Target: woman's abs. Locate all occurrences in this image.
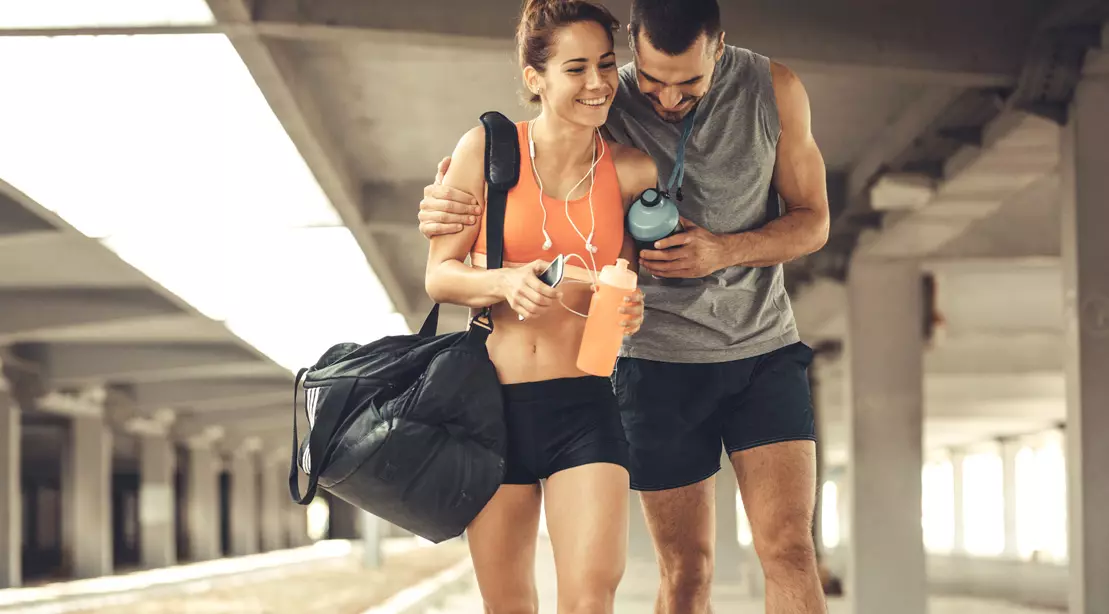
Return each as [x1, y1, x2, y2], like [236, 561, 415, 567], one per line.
[483, 282, 594, 385]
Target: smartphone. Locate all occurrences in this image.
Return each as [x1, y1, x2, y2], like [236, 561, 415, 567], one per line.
[538, 254, 566, 287]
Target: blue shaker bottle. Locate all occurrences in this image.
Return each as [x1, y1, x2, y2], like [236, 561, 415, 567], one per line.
[627, 187, 682, 251]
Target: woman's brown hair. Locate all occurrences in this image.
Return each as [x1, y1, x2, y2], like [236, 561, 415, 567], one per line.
[516, 0, 621, 104]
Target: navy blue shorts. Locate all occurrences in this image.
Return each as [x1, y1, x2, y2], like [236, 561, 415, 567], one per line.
[611, 342, 816, 491]
[500, 376, 630, 485]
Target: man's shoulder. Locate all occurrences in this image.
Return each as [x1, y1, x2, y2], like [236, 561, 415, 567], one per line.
[615, 63, 638, 103]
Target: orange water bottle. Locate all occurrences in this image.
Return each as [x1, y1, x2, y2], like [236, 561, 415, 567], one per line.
[577, 258, 639, 376]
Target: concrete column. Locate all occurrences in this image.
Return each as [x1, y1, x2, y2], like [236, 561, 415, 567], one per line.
[0, 389, 21, 589]
[1000, 439, 1020, 558]
[185, 444, 221, 561]
[230, 446, 260, 556]
[63, 415, 113, 579]
[950, 450, 966, 554]
[716, 456, 742, 581]
[260, 457, 286, 551]
[139, 434, 176, 568]
[361, 511, 382, 568]
[1061, 45, 1109, 614]
[846, 258, 925, 614]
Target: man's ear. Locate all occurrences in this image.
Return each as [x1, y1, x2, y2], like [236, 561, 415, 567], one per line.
[714, 31, 726, 61]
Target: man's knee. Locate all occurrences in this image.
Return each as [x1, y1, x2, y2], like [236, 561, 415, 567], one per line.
[757, 528, 818, 578]
[658, 545, 714, 596]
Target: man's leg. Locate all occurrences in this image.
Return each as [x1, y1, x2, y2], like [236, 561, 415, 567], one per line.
[612, 357, 730, 614]
[732, 441, 825, 613]
[640, 478, 717, 614]
[722, 341, 825, 613]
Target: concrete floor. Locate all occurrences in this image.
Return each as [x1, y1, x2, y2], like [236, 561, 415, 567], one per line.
[429, 538, 1059, 613]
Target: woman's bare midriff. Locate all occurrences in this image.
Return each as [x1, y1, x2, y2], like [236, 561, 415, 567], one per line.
[477, 263, 598, 385]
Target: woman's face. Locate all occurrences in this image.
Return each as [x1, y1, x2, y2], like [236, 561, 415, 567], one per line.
[528, 21, 619, 128]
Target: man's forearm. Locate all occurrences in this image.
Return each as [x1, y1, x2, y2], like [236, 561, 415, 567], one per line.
[722, 208, 828, 268]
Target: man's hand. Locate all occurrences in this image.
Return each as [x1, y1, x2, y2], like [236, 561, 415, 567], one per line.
[638, 217, 734, 279]
[418, 156, 483, 239]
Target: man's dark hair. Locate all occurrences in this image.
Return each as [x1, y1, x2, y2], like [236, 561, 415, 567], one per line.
[629, 0, 721, 56]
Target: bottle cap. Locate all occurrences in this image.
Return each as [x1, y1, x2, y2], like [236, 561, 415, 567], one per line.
[599, 258, 638, 290]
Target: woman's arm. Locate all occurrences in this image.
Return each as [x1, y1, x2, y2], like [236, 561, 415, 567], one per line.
[425, 126, 560, 319]
[611, 143, 657, 335]
[612, 143, 659, 273]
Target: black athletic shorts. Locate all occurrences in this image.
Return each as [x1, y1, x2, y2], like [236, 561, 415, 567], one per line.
[611, 341, 816, 491]
[501, 376, 630, 485]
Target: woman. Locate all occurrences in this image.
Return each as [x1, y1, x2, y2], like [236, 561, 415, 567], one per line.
[424, 1, 658, 611]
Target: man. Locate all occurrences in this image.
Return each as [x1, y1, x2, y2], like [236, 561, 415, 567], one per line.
[419, 1, 830, 612]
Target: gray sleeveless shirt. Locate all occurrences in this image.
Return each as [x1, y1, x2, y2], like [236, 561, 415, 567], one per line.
[605, 46, 799, 363]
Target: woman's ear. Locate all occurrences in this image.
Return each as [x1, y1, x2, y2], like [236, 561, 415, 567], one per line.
[523, 66, 542, 95]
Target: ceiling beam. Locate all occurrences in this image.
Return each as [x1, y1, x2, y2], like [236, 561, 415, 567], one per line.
[133, 379, 290, 409]
[0, 289, 185, 343]
[858, 111, 1059, 259]
[175, 406, 287, 431]
[203, 0, 414, 321]
[251, 0, 1039, 85]
[44, 343, 281, 386]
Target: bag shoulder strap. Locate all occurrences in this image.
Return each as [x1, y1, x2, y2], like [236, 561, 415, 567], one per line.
[420, 111, 520, 338]
[480, 110, 519, 273]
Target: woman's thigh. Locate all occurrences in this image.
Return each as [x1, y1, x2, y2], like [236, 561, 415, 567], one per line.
[467, 483, 544, 610]
[543, 463, 630, 604]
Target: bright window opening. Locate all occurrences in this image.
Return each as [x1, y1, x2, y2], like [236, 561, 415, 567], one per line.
[962, 451, 1005, 556]
[922, 460, 954, 553]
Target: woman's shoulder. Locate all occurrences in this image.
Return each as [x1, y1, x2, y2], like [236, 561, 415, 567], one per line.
[453, 124, 488, 160]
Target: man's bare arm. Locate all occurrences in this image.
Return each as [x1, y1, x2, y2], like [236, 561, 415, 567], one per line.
[723, 61, 829, 268]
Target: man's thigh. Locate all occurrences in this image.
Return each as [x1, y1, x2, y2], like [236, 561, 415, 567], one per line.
[730, 440, 817, 553]
[638, 476, 716, 566]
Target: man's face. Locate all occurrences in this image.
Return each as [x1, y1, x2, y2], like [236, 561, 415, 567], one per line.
[631, 29, 724, 123]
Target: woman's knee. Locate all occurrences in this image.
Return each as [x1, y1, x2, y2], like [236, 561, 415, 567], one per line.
[560, 560, 624, 613]
[482, 595, 539, 614]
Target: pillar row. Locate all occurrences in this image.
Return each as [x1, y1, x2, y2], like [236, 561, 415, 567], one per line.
[63, 414, 113, 579]
[139, 432, 176, 568]
[230, 445, 260, 557]
[186, 442, 221, 561]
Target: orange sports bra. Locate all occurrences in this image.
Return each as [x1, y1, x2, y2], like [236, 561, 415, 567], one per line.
[472, 122, 624, 278]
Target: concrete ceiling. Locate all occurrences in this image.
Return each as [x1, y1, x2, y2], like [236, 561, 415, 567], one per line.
[0, 179, 293, 461]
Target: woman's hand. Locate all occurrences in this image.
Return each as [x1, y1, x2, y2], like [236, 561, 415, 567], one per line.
[620, 289, 645, 335]
[499, 260, 561, 320]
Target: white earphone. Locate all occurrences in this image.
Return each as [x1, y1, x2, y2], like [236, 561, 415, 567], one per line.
[526, 119, 606, 260]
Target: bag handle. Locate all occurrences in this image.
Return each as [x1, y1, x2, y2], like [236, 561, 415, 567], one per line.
[421, 111, 519, 339]
[289, 370, 357, 504]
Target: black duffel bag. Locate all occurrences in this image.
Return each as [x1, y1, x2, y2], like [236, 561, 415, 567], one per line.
[287, 111, 518, 543]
